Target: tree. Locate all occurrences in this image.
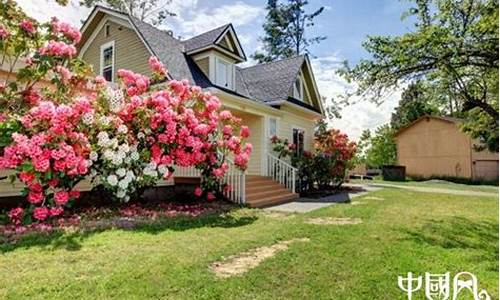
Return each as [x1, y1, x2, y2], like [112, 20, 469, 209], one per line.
[339, 0, 498, 150]
[391, 82, 439, 129]
[252, 0, 326, 63]
[363, 125, 397, 168]
[80, 0, 176, 24]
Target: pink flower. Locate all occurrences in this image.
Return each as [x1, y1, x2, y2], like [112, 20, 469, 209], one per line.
[33, 207, 49, 221]
[49, 207, 64, 217]
[69, 190, 81, 199]
[50, 17, 81, 44]
[55, 66, 72, 84]
[207, 192, 216, 201]
[39, 41, 77, 57]
[0, 26, 10, 39]
[234, 153, 249, 169]
[148, 56, 166, 76]
[8, 207, 24, 225]
[219, 110, 233, 120]
[54, 190, 69, 206]
[194, 187, 203, 197]
[240, 126, 250, 138]
[19, 171, 35, 183]
[19, 19, 35, 34]
[194, 124, 211, 135]
[212, 168, 225, 178]
[28, 192, 44, 204]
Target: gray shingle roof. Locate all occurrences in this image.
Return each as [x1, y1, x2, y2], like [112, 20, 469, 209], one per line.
[237, 55, 305, 103]
[181, 24, 230, 53]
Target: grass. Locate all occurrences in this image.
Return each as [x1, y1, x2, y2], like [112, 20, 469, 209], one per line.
[0, 187, 498, 299]
[351, 178, 499, 193]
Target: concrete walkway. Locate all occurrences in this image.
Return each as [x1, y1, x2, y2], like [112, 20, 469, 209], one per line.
[363, 183, 498, 197]
[265, 185, 381, 213]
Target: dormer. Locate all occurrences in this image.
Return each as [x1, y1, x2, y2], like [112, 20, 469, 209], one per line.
[182, 24, 246, 90]
[289, 59, 318, 107]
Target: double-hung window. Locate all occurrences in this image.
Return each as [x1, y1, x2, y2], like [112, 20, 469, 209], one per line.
[215, 57, 233, 89]
[100, 41, 115, 82]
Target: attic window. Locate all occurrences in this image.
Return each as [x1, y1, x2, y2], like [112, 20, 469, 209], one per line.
[100, 41, 114, 82]
[105, 24, 110, 37]
[215, 57, 233, 89]
[293, 77, 303, 100]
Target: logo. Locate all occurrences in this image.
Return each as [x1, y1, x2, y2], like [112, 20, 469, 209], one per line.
[398, 272, 491, 300]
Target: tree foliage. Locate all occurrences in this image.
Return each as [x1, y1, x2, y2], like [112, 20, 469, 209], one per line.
[357, 125, 397, 169]
[339, 0, 498, 150]
[80, 0, 176, 24]
[252, 0, 326, 63]
[391, 81, 439, 129]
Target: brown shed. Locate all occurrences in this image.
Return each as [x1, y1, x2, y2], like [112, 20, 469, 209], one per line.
[395, 115, 499, 180]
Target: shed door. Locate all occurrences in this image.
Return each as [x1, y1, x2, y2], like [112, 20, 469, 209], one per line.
[473, 160, 499, 180]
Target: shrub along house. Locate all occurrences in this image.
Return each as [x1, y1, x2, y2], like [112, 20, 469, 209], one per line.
[75, 6, 325, 207]
[395, 115, 499, 181]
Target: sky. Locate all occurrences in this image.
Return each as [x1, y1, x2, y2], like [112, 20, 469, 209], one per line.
[16, 0, 415, 140]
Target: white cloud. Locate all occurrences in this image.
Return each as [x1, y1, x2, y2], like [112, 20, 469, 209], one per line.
[16, 0, 91, 26]
[311, 54, 400, 141]
[168, 1, 265, 37]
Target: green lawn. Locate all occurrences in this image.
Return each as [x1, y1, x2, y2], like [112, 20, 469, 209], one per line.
[0, 188, 498, 299]
[351, 178, 499, 193]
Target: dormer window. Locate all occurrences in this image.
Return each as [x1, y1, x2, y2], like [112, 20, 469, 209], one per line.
[293, 76, 303, 101]
[215, 57, 233, 89]
[100, 41, 115, 82]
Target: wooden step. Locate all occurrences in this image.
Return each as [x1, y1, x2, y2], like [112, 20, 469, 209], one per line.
[246, 188, 292, 201]
[246, 193, 299, 208]
[246, 182, 285, 193]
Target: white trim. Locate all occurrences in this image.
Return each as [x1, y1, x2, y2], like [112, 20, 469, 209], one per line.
[302, 56, 324, 114]
[283, 101, 323, 118]
[214, 26, 245, 59]
[215, 56, 235, 90]
[291, 125, 306, 152]
[207, 87, 282, 117]
[79, 7, 155, 59]
[186, 45, 245, 62]
[100, 40, 115, 82]
[79, 14, 132, 57]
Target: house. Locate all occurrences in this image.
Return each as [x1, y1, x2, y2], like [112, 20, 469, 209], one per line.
[77, 6, 325, 207]
[395, 115, 499, 181]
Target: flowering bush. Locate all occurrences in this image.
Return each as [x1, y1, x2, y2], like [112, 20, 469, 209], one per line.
[270, 120, 356, 192]
[0, 1, 250, 226]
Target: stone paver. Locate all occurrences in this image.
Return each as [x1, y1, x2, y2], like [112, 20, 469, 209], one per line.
[265, 184, 380, 213]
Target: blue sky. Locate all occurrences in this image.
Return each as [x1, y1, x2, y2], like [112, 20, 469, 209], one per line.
[17, 0, 415, 139]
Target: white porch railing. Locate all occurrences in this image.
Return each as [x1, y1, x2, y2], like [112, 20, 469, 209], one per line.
[173, 162, 246, 204]
[219, 160, 246, 204]
[266, 154, 297, 193]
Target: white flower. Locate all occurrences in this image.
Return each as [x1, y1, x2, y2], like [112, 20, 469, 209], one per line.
[89, 151, 98, 161]
[109, 138, 119, 149]
[105, 87, 124, 113]
[126, 170, 135, 179]
[97, 131, 108, 141]
[112, 155, 123, 166]
[118, 143, 130, 153]
[116, 189, 126, 198]
[118, 179, 129, 190]
[124, 195, 130, 202]
[137, 132, 145, 139]
[158, 165, 169, 176]
[117, 125, 128, 134]
[99, 116, 111, 126]
[130, 151, 140, 161]
[82, 112, 94, 125]
[116, 168, 126, 177]
[104, 150, 114, 160]
[107, 174, 118, 186]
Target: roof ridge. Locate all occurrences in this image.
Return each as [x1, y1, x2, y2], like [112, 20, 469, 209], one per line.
[181, 23, 231, 42]
[241, 54, 305, 70]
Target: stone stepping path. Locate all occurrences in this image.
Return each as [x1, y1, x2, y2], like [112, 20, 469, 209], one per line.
[210, 238, 310, 278]
[305, 217, 363, 225]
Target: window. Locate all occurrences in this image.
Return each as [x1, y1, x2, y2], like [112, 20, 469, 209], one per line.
[100, 41, 114, 82]
[269, 118, 277, 137]
[215, 58, 233, 89]
[105, 24, 110, 37]
[292, 128, 305, 156]
[293, 77, 303, 100]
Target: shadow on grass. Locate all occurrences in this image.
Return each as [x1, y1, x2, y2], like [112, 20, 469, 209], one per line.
[0, 210, 258, 253]
[402, 216, 499, 269]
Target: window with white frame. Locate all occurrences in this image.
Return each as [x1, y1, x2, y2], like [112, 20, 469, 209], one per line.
[293, 76, 303, 101]
[269, 118, 277, 137]
[100, 41, 114, 82]
[215, 57, 233, 89]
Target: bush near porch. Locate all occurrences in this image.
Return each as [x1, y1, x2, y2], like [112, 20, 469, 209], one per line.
[0, 1, 250, 227]
[270, 120, 356, 195]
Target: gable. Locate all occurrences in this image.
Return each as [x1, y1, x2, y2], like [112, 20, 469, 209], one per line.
[79, 17, 151, 81]
[214, 26, 245, 59]
[287, 59, 322, 112]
